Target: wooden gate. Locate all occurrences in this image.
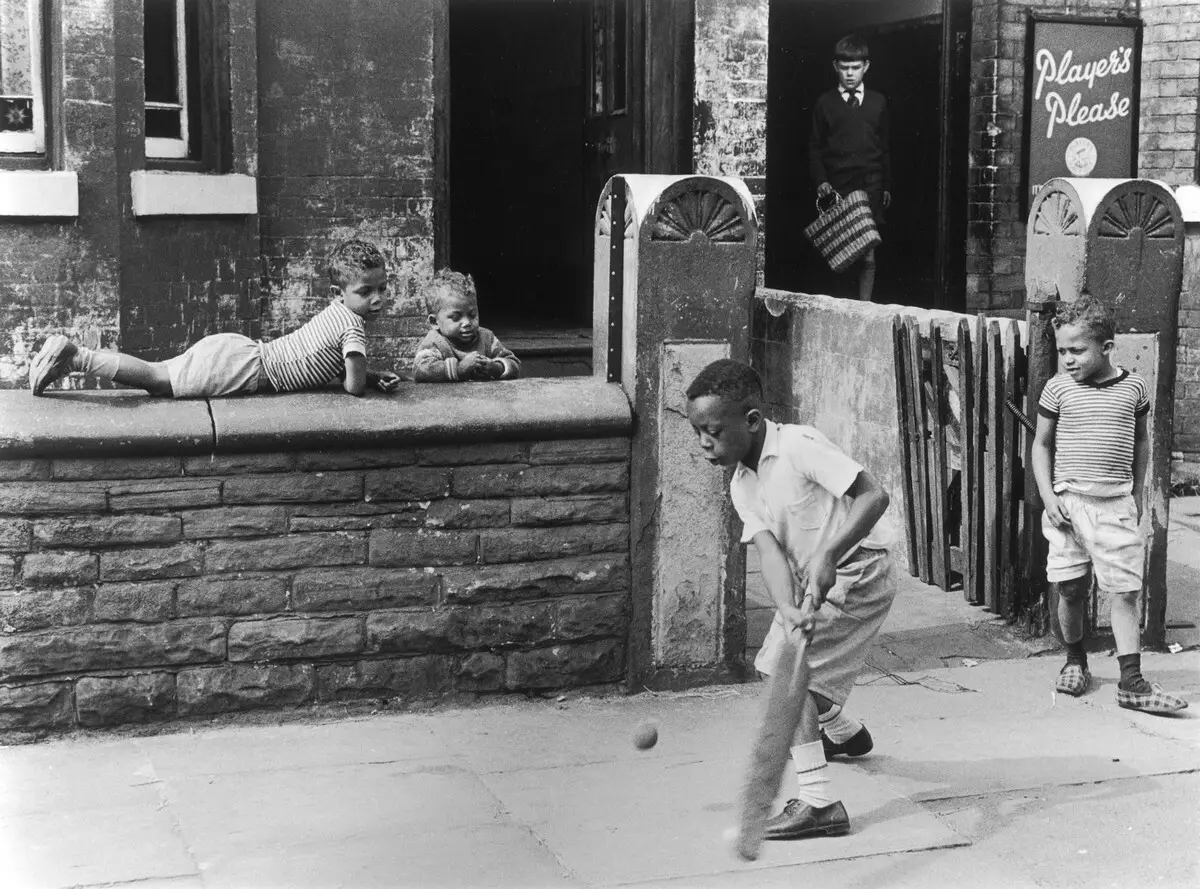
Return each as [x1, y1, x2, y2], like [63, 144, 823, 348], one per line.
[893, 315, 1043, 619]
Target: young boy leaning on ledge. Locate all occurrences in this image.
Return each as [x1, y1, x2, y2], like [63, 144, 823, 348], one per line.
[412, 270, 520, 383]
[29, 239, 401, 399]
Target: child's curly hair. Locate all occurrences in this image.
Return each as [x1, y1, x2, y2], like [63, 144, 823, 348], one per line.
[686, 359, 763, 409]
[1053, 293, 1115, 343]
[424, 269, 477, 314]
[328, 239, 388, 288]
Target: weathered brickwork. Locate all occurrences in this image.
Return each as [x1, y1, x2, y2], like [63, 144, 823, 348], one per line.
[256, 0, 443, 377]
[0, 437, 631, 733]
[967, 0, 1198, 312]
[693, 0, 768, 281]
[1173, 228, 1200, 478]
[0, 0, 261, 383]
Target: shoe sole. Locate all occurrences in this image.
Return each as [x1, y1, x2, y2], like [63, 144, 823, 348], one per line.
[30, 336, 74, 396]
[1118, 700, 1187, 714]
[765, 822, 851, 841]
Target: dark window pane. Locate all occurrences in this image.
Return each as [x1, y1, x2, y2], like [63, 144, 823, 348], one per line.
[612, 0, 626, 111]
[144, 0, 178, 104]
[146, 107, 180, 138]
[0, 96, 33, 132]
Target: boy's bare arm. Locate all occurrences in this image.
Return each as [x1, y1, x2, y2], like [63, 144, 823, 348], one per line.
[343, 353, 368, 395]
[806, 470, 889, 605]
[1133, 412, 1149, 522]
[1032, 413, 1068, 527]
[752, 530, 811, 633]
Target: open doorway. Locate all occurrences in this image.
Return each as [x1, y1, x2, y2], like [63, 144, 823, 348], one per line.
[766, 1, 970, 310]
[449, 0, 590, 330]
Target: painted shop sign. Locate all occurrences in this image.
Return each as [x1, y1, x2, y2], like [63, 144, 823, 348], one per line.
[1022, 15, 1142, 207]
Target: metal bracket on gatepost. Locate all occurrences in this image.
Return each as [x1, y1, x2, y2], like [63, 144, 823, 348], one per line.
[606, 176, 625, 384]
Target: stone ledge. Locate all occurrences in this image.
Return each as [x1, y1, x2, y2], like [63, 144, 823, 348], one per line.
[0, 379, 632, 459]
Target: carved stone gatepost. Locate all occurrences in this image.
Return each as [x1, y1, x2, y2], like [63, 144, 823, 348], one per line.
[593, 175, 759, 685]
[1026, 178, 1184, 646]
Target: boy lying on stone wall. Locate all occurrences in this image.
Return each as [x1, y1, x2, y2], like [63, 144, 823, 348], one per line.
[412, 270, 521, 383]
[29, 240, 401, 399]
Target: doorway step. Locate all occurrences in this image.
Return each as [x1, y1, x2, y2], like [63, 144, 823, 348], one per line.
[493, 327, 593, 378]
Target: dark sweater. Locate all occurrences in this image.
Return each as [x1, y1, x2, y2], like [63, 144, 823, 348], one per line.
[808, 88, 891, 194]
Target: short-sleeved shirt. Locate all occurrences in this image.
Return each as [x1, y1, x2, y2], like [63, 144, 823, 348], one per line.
[1038, 368, 1149, 496]
[730, 421, 893, 570]
[258, 301, 367, 392]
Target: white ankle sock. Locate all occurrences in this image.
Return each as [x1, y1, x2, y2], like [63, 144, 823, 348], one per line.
[73, 347, 120, 381]
[819, 704, 862, 743]
[791, 740, 834, 808]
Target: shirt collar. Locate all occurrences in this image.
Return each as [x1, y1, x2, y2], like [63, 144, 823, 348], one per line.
[840, 85, 865, 103]
[735, 419, 780, 479]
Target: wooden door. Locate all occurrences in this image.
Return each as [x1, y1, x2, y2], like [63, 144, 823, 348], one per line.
[583, 0, 642, 221]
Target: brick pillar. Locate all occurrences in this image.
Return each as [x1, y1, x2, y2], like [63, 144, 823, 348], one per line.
[693, 0, 768, 283]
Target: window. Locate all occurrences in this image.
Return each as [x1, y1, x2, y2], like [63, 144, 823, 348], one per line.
[0, 0, 44, 154]
[144, 0, 198, 160]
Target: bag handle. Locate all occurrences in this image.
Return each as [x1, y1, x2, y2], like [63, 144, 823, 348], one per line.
[815, 191, 840, 214]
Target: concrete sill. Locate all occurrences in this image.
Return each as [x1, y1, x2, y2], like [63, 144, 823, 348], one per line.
[130, 171, 258, 216]
[0, 171, 79, 217]
[0, 378, 632, 459]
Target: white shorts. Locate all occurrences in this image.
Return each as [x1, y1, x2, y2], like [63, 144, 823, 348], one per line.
[163, 333, 266, 398]
[1041, 491, 1143, 592]
[754, 547, 896, 706]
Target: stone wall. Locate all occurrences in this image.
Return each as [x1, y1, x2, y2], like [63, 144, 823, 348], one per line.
[0, 383, 633, 735]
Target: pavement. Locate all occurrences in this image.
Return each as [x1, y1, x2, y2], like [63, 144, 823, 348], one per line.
[3, 507, 1199, 889]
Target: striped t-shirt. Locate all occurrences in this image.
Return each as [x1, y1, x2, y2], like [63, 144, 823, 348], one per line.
[258, 301, 367, 392]
[1038, 368, 1149, 494]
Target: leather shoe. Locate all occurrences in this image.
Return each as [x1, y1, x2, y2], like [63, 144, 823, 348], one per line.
[764, 799, 850, 840]
[821, 724, 873, 759]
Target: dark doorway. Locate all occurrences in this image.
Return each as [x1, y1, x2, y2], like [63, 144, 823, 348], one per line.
[766, 3, 969, 310]
[449, 0, 590, 328]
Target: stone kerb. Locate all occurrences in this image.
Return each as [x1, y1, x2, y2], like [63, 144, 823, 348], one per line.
[0, 381, 634, 735]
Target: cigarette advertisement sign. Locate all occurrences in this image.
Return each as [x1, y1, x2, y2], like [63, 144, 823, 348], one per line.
[1024, 16, 1141, 205]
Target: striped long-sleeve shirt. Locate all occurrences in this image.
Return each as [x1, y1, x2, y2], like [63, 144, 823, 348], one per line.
[259, 301, 367, 392]
[411, 328, 520, 382]
[1038, 369, 1149, 495]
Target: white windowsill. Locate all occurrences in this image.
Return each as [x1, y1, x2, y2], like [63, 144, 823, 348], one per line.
[1177, 184, 1200, 224]
[0, 170, 79, 217]
[131, 171, 257, 216]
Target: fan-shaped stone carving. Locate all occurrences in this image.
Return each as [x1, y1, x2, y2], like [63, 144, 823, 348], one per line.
[1096, 191, 1177, 240]
[1030, 190, 1082, 238]
[650, 189, 746, 242]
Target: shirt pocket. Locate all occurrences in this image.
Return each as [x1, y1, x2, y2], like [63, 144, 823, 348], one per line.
[783, 492, 828, 562]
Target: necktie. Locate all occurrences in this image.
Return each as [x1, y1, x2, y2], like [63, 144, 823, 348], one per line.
[848, 93, 859, 109]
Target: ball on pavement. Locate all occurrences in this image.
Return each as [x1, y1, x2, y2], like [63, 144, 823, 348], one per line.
[632, 720, 658, 750]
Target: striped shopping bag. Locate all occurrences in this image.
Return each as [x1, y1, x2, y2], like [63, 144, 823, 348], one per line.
[803, 190, 882, 272]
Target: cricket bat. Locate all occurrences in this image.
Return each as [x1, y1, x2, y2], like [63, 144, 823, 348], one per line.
[734, 595, 816, 862]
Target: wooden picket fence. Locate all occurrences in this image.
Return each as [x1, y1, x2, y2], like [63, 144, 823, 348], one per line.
[892, 314, 1038, 614]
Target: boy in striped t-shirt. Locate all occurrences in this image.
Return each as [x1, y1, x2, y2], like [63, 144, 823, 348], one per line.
[30, 240, 401, 399]
[1032, 295, 1186, 713]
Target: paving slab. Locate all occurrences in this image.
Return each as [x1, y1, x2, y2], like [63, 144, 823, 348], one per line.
[481, 757, 965, 886]
[0, 804, 196, 888]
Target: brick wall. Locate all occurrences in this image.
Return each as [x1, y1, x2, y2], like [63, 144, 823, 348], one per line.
[256, 0, 444, 376]
[967, 0, 1198, 313]
[693, 0, 768, 280]
[0, 438, 631, 734]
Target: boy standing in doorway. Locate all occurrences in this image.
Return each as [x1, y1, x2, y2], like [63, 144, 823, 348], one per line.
[809, 34, 891, 302]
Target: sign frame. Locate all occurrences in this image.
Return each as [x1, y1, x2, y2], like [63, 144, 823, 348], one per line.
[1021, 13, 1142, 215]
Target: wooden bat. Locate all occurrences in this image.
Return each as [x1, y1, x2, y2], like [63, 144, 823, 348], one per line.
[734, 595, 816, 862]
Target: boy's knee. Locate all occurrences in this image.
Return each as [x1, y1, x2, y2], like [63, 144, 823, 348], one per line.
[1056, 576, 1090, 603]
[861, 249, 876, 268]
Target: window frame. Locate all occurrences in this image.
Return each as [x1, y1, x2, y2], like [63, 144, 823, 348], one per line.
[144, 0, 190, 160]
[0, 0, 46, 155]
